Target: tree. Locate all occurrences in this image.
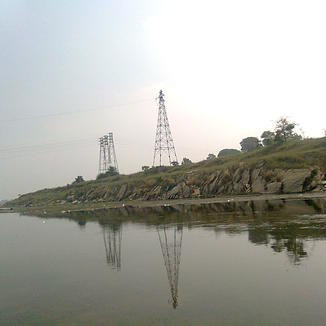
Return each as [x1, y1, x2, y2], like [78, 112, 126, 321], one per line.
[218, 148, 241, 158]
[181, 157, 192, 165]
[72, 176, 84, 184]
[142, 165, 150, 171]
[240, 137, 261, 152]
[106, 166, 119, 176]
[171, 161, 179, 166]
[206, 153, 216, 160]
[97, 166, 119, 179]
[274, 117, 301, 144]
[261, 130, 275, 146]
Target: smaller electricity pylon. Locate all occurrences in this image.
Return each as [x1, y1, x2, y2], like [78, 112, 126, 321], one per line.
[98, 132, 119, 175]
[157, 225, 183, 309]
[153, 90, 178, 166]
[102, 224, 122, 271]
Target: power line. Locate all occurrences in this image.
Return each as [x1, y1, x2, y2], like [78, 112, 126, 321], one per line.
[0, 136, 134, 159]
[0, 98, 153, 123]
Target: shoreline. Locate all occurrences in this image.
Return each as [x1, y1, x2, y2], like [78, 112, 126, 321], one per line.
[4, 191, 326, 215]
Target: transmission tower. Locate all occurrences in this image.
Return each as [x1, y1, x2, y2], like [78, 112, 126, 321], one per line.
[153, 90, 178, 166]
[102, 224, 122, 271]
[98, 132, 119, 175]
[157, 225, 183, 309]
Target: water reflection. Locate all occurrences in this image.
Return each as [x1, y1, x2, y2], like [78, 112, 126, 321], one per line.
[248, 222, 316, 265]
[157, 225, 183, 308]
[34, 198, 326, 268]
[102, 223, 122, 270]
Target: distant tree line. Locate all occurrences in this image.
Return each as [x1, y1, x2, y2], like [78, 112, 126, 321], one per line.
[240, 117, 302, 152]
[203, 117, 302, 159]
[139, 117, 303, 171]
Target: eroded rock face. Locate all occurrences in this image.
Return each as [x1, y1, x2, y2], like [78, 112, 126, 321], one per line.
[232, 168, 251, 193]
[117, 184, 128, 201]
[265, 182, 282, 194]
[282, 169, 311, 193]
[98, 166, 325, 202]
[251, 169, 265, 193]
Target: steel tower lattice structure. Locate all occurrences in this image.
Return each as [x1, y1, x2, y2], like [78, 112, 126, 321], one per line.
[102, 224, 122, 271]
[98, 132, 119, 175]
[153, 90, 178, 166]
[157, 225, 183, 309]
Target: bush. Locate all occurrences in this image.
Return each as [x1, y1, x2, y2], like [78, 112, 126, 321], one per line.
[218, 149, 241, 158]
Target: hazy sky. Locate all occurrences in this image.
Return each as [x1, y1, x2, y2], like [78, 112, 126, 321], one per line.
[1, 0, 326, 199]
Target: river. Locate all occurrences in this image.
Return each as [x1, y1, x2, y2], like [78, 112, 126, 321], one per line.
[1, 198, 326, 325]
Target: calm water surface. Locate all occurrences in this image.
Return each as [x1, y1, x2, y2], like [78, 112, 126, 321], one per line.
[1, 199, 326, 325]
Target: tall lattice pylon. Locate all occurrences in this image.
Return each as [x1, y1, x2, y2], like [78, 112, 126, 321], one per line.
[98, 132, 119, 175]
[153, 90, 178, 166]
[102, 224, 122, 271]
[157, 225, 183, 309]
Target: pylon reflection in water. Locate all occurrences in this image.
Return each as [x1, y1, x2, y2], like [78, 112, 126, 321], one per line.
[102, 224, 122, 271]
[157, 225, 183, 309]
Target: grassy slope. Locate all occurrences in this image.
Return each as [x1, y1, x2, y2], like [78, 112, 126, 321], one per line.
[7, 137, 326, 207]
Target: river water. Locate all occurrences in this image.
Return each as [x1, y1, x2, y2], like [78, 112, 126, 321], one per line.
[1, 198, 326, 325]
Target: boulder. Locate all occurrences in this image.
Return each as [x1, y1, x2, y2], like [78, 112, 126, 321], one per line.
[233, 168, 250, 193]
[251, 169, 265, 193]
[282, 169, 311, 193]
[117, 184, 128, 201]
[265, 182, 282, 194]
[147, 185, 162, 199]
[167, 184, 183, 199]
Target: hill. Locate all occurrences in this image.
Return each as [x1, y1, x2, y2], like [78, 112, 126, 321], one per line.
[6, 137, 326, 209]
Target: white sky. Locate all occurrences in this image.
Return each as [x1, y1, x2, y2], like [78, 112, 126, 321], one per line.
[1, 0, 325, 199]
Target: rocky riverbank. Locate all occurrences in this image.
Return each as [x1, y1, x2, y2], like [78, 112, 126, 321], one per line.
[6, 137, 326, 209]
[47, 165, 326, 207]
[102, 166, 325, 201]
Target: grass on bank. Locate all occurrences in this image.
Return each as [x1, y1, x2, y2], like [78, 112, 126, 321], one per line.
[7, 137, 326, 207]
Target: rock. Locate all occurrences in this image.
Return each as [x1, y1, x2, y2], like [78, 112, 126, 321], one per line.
[251, 169, 265, 193]
[216, 169, 232, 194]
[166, 182, 191, 199]
[282, 169, 311, 193]
[306, 169, 325, 191]
[233, 168, 242, 183]
[117, 184, 128, 201]
[265, 182, 282, 194]
[167, 184, 182, 199]
[207, 173, 217, 184]
[233, 168, 250, 193]
[147, 185, 162, 200]
[192, 188, 201, 197]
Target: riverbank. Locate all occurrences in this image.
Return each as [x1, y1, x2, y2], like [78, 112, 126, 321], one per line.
[5, 191, 326, 217]
[5, 138, 326, 210]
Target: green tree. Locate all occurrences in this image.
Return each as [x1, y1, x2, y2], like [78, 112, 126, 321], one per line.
[261, 130, 275, 146]
[142, 165, 150, 171]
[106, 166, 119, 176]
[72, 176, 84, 184]
[181, 157, 192, 165]
[206, 153, 216, 160]
[218, 148, 241, 158]
[96, 166, 119, 180]
[240, 137, 261, 152]
[274, 117, 301, 144]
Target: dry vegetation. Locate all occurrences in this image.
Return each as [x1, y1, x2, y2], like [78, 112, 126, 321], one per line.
[7, 137, 326, 208]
